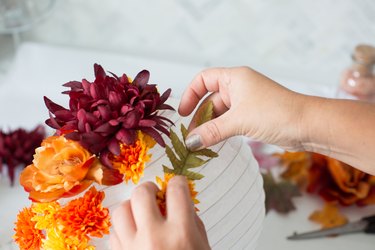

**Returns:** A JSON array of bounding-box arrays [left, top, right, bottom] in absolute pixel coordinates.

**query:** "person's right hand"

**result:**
[[179, 67, 305, 151]]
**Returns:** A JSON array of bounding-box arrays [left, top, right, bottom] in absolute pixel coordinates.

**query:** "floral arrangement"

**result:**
[[13, 64, 217, 249], [250, 142, 375, 229], [0, 126, 45, 185]]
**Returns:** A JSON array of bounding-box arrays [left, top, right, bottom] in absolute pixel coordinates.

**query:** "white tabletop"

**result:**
[[0, 43, 374, 249]]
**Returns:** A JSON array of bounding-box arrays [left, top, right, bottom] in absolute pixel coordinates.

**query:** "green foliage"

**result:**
[[195, 101, 214, 127], [163, 125, 218, 180], [163, 101, 218, 180], [262, 172, 301, 214]]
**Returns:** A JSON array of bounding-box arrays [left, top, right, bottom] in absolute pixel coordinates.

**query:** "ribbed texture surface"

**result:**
[[95, 99, 265, 249]]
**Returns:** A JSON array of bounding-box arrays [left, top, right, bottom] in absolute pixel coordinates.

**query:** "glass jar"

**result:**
[[337, 44, 375, 102]]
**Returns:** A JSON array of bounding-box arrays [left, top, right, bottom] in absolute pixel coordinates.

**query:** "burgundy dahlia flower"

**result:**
[[44, 64, 174, 159], [0, 125, 45, 185]]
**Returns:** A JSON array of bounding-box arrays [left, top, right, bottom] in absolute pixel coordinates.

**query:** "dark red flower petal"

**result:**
[[108, 138, 120, 156], [63, 81, 82, 90], [141, 127, 165, 147], [160, 88, 172, 103], [44, 96, 66, 113], [94, 63, 106, 79], [133, 70, 150, 88], [45, 64, 174, 157], [115, 129, 136, 145]]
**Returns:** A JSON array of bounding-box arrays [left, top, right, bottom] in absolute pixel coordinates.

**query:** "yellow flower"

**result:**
[[156, 173, 199, 216], [31, 201, 61, 230], [42, 228, 95, 250], [110, 131, 155, 184], [56, 186, 111, 241], [20, 135, 103, 202], [14, 207, 44, 250]]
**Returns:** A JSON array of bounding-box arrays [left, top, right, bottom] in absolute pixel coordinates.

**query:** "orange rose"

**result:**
[[307, 153, 375, 206], [20, 136, 103, 202]]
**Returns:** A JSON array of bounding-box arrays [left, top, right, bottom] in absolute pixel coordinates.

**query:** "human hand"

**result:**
[[110, 176, 210, 250], [179, 67, 305, 151]]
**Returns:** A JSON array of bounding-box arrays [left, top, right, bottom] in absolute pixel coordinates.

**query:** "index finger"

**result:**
[[178, 67, 229, 116], [166, 176, 196, 224]]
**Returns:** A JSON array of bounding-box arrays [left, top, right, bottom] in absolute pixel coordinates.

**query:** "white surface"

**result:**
[[0, 43, 266, 249]]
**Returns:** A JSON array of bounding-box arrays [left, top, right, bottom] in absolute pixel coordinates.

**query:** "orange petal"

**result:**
[[61, 180, 92, 198], [358, 186, 375, 206], [20, 164, 38, 192], [85, 159, 104, 183], [309, 203, 348, 229], [327, 158, 368, 196], [101, 167, 123, 186], [29, 188, 66, 203]]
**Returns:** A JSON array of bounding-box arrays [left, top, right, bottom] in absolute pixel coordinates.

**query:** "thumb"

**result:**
[[185, 112, 236, 150]]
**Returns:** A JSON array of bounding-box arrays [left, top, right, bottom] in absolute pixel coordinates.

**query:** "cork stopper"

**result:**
[[350, 44, 375, 76], [352, 44, 375, 65]]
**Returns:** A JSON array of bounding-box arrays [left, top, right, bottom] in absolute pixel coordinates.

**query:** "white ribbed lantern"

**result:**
[[95, 100, 265, 250]]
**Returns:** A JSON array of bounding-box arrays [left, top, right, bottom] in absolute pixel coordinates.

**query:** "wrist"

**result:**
[[288, 92, 309, 151], [298, 95, 331, 154]]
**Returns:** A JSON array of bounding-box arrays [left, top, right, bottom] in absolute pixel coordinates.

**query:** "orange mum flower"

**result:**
[[110, 131, 155, 184], [14, 207, 44, 250], [20, 135, 103, 202], [156, 173, 199, 216], [56, 186, 111, 241]]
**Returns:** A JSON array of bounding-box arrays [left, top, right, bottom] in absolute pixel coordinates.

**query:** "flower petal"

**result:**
[[133, 70, 150, 88]]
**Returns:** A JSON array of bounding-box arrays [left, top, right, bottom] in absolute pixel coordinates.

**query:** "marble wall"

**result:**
[[1, 0, 375, 85]]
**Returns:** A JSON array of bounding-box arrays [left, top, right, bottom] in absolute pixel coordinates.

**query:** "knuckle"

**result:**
[[239, 65, 252, 71], [113, 200, 129, 218], [167, 182, 187, 197], [131, 182, 154, 200], [203, 120, 222, 143]]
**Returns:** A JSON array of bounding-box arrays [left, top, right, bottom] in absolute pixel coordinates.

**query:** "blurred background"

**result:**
[[0, 0, 374, 86]]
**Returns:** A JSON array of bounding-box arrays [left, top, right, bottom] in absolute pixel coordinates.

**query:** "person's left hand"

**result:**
[[110, 176, 211, 250]]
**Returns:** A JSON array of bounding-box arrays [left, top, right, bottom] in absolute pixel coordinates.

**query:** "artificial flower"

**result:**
[[156, 173, 199, 216], [42, 228, 95, 250], [108, 131, 155, 184], [44, 64, 174, 162], [56, 186, 111, 241], [14, 207, 44, 250], [309, 202, 348, 229], [20, 136, 103, 202], [277, 151, 311, 188], [248, 141, 279, 171], [262, 171, 301, 214], [31, 201, 61, 230], [307, 154, 375, 206], [0, 125, 45, 185]]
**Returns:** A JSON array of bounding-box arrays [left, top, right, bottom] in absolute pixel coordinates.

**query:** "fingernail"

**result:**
[[185, 134, 203, 151]]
